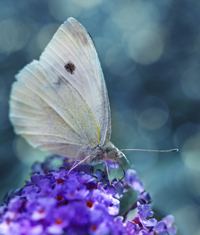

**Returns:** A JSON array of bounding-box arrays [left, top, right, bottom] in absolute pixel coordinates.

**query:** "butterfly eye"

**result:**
[[108, 150, 116, 159]]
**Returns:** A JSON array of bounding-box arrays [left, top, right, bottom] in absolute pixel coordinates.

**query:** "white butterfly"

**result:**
[[9, 17, 126, 164]]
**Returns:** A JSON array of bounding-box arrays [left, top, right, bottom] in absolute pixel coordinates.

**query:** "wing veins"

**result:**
[[21, 67, 87, 144], [34, 65, 89, 142]]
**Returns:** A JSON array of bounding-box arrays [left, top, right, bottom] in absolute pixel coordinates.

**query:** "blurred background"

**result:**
[[0, 0, 200, 234]]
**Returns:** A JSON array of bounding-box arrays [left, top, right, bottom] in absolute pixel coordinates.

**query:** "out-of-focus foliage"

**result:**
[[0, 1, 199, 234]]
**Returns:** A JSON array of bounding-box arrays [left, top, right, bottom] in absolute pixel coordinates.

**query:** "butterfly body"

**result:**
[[9, 17, 123, 164], [83, 142, 124, 165]]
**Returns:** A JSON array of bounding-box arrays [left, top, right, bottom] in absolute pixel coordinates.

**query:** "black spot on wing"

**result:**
[[64, 61, 76, 74]]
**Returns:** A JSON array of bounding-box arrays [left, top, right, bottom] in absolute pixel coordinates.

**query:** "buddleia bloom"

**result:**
[[0, 156, 177, 235]]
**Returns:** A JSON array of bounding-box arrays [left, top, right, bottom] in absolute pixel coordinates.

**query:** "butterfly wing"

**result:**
[[9, 18, 111, 158], [39, 17, 111, 145], [10, 60, 101, 157]]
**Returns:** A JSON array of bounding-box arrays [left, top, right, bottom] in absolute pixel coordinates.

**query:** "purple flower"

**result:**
[[125, 169, 144, 192], [134, 202, 157, 229], [153, 216, 177, 235], [0, 156, 177, 235], [137, 202, 154, 220]]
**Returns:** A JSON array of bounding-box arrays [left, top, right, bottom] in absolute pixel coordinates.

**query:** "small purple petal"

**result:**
[[162, 215, 177, 235], [154, 221, 166, 231], [142, 218, 157, 227], [138, 191, 151, 204], [137, 202, 154, 219], [139, 230, 150, 235], [125, 169, 144, 192]]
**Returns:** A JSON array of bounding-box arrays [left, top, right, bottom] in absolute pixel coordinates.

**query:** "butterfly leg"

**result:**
[[114, 162, 123, 186], [90, 165, 94, 175], [104, 161, 119, 191], [104, 161, 111, 185], [117, 160, 126, 181], [67, 155, 91, 177]]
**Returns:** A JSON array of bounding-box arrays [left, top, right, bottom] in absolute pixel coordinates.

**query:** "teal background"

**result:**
[[0, 1, 200, 234]]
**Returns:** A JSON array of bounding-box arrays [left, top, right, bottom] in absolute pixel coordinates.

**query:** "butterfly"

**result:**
[[9, 17, 127, 165]]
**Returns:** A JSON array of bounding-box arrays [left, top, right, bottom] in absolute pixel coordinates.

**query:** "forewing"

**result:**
[[39, 17, 111, 145], [9, 60, 100, 158]]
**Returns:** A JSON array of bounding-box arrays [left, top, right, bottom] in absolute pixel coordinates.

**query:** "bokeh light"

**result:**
[[0, 1, 200, 234]]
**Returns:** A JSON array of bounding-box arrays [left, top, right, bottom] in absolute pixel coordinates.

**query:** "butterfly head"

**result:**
[[97, 141, 124, 162], [107, 148, 124, 161]]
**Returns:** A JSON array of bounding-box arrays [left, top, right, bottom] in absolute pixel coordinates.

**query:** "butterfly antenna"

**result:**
[[104, 161, 111, 185], [120, 148, 178, 153]]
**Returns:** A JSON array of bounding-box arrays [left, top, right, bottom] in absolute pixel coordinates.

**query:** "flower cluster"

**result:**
[[0, 156, 177, 235]]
